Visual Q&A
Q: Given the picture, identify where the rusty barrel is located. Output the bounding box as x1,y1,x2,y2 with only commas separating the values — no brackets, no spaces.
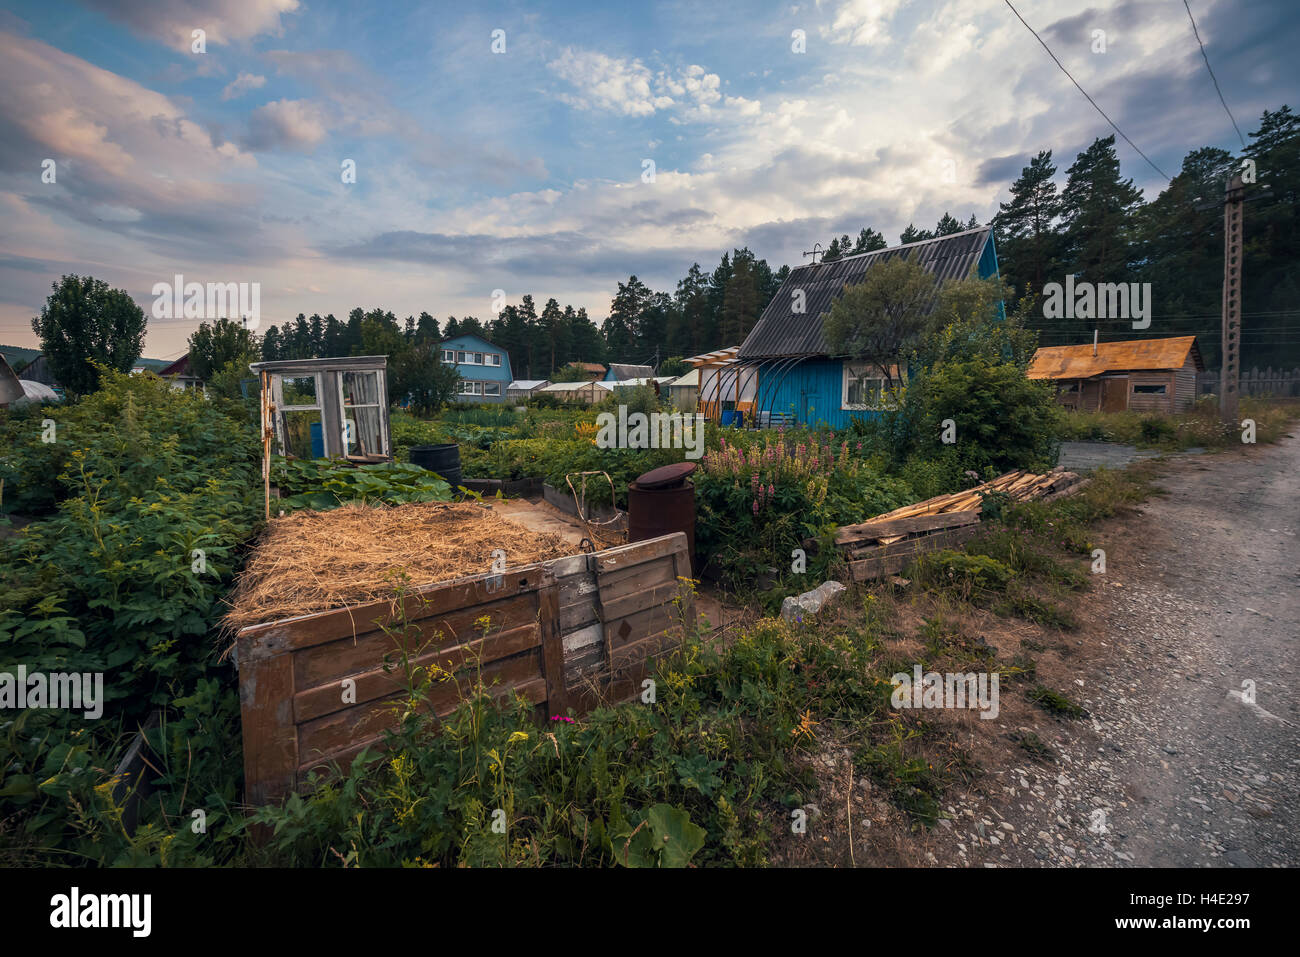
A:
627,462,697,571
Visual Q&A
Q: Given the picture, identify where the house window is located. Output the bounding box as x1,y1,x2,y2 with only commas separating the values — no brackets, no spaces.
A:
842,363,886,410
473,352,484,364
457,351,468,363
484,382,501,396
487,354,502,367
459,380,483,395
442,349,455,362
1133,384,1167,395
340,370,387,456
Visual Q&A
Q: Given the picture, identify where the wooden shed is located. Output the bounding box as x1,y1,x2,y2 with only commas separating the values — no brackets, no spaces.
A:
1027,336,1205,414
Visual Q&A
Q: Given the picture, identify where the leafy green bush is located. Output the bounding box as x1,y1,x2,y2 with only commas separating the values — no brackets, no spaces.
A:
0,370,262,862
897,357,1063,475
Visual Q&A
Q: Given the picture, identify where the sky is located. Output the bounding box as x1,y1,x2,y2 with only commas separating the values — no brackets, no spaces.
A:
0,0,1295,360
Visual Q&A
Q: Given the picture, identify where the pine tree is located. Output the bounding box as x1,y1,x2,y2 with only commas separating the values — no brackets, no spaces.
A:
934,212,963,236
822,237,843,262
853,227,887,253
995,150,1062,301
899,223,935,244
1059,136,1144,292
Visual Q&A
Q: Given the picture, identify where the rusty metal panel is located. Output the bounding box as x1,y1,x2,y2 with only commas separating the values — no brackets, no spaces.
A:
1028,336,1203,380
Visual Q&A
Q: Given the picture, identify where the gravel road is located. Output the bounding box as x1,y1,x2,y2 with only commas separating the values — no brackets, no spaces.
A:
941,433,1300,867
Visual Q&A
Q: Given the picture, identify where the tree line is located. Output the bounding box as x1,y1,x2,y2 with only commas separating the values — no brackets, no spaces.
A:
993,105,1299,367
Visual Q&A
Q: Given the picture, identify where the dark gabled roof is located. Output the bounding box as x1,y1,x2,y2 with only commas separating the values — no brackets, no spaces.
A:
738,226,994,359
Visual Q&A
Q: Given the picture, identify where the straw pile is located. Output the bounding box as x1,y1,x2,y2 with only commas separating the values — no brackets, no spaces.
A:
222,501,573,633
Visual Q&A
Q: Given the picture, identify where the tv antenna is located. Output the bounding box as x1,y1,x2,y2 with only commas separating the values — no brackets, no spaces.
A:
802,242,823,264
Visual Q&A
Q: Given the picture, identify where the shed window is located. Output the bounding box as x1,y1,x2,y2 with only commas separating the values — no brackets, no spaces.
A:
272,374,323,459
340,370,387,456
1133,384,1167,395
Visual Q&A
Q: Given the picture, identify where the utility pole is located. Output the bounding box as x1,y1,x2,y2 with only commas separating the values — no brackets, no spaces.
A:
1220,172,1245,426
1200,169,1270,425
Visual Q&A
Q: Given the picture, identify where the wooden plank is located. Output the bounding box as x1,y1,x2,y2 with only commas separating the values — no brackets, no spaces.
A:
297,649,545,759
834,510,979,546
599,578,682,623
596,553,677,593
292,621,541,723
538,576,569,716
559,595,600,632
605,603,679,651
297,678,549,780
239,651,297,806
848,524,982,581
239,566,555,660
291,592,541,688
592,534,683,578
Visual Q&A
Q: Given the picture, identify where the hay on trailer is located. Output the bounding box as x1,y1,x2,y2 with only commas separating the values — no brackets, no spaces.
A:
221,501,573,636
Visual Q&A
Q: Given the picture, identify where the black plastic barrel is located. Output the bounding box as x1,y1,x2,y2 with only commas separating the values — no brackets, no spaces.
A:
409,443,462,487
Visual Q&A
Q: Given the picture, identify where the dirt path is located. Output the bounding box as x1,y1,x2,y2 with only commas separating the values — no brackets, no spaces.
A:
940,433,1300,867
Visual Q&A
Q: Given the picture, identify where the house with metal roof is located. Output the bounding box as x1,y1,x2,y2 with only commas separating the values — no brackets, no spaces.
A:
439,332,513,403
603,363,654,381
732,225,1000,429
1028,335,1204,413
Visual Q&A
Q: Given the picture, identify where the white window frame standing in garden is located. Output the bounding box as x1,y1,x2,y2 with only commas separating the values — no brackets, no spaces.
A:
270,372,323,459
250,356,391,462
338,369,389,458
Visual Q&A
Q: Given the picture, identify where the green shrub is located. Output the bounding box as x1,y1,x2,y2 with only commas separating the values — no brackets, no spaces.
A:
271,457,453,510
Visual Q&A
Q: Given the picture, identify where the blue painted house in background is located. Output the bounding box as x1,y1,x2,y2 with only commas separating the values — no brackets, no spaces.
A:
734,226,1001,429
440,333,514,403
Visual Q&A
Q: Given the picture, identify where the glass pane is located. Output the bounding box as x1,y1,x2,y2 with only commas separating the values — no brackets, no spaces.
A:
484,382,501,396
344,407,383,455
279,410,323,459
280,375,318,406
341,370,381,407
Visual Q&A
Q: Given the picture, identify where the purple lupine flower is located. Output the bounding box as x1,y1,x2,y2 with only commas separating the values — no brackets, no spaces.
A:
752,499,759,514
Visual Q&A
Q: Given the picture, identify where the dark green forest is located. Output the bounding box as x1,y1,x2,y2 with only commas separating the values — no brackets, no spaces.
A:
256,105,1299,376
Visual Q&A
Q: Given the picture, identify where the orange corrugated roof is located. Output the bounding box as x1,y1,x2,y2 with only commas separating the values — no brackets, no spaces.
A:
1027,336,1203,379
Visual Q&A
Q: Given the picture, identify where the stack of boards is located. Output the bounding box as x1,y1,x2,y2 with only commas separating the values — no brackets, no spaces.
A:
826,468,1090,582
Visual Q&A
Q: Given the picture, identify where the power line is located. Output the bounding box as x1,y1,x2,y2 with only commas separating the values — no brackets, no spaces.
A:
1002,0,1171,181
1183,0,1246,148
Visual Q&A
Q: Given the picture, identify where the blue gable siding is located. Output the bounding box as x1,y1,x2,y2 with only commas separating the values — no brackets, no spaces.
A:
756,358,888,430
441,333,513,403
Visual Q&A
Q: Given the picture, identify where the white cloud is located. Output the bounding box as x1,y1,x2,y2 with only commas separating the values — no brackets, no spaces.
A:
547,48,661,116
221,72,266,100
825,0,904,46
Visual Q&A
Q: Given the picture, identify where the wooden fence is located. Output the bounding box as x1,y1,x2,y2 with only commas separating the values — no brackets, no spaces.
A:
236,533,692,805
1197,368,1300,397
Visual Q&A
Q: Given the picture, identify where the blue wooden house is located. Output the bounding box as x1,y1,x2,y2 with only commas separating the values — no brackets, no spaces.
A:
439,332,514,403
733,226,1000,429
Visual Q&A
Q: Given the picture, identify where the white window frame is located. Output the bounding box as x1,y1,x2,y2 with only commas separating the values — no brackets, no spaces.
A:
337,369,389,456
842,362,887,411
270,373,323,458
459,380,483,396
484,381,501,396
487,354,502,367
442,349,455,362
